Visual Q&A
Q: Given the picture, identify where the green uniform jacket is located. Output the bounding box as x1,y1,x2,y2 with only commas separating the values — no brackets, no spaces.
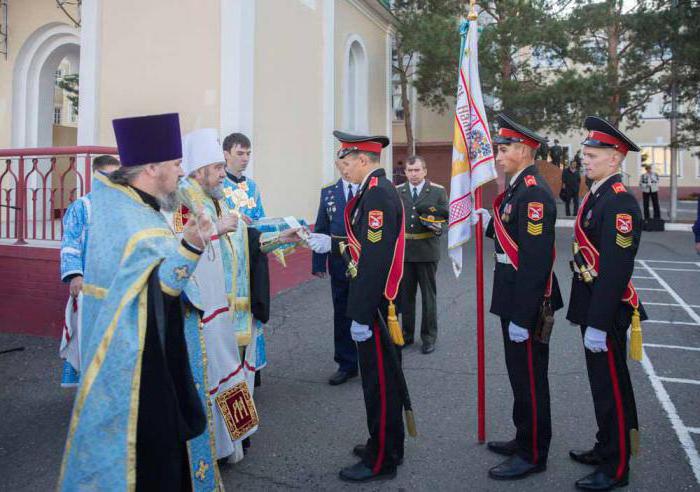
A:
397,180,448,263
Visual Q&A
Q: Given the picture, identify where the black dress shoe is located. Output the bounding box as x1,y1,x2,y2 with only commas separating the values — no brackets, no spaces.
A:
569,449,603,466
403,337,414,346
339,462,396,482
488,455,546,481
487,439,518,456
575,470,628,490
328,370,358,386
352,444,404,465
217,456,230,466
421,342,435,354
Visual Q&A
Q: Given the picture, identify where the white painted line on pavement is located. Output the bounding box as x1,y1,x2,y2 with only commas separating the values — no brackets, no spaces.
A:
637,288,668,292
658,377,700,386
644,343,700,352
632,275,655,279
638,261,700,325
638,259,699,265
687,427,700,435
643,302,681,307
665,223,694,232
645,320,700,326
646,267,700,272
640,351,700,484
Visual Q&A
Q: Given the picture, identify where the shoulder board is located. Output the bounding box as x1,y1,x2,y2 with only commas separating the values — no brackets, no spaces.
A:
396,182,407,188
430,182,445,189
612,182,626,194
321,181,336,189
524,175,537,187
368,177,379,189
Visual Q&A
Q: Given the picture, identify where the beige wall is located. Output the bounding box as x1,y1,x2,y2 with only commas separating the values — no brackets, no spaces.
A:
335,0,390,160
98,0,221,144
0,1,68,148
393,96,454,146
252,1,324,220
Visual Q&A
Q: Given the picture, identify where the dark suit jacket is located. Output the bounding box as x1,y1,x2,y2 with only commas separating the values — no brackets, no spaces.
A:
397,180,448,263
312,178,349,277
566,174,647,332
485,165,564,330
346,168,403,325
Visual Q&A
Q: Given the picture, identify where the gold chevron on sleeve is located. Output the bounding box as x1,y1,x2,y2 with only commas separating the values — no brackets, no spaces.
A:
367,230,383,243
616,233,633,248
527,221,543,236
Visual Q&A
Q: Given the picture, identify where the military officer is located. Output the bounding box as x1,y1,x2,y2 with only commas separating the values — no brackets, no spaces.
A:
484,114,563,481
396,155,448,353
309,160,359,385
333,130,410,483
567,117,647,491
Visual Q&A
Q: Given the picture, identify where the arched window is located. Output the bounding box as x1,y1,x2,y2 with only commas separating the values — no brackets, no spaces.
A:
344,36,368,133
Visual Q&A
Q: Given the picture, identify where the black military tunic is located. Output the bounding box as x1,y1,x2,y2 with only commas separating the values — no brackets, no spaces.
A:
346,167,405,473
566,173,647,481
486,165,563,465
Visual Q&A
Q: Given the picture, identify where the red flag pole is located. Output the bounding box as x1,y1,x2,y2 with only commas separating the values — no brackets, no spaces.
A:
474,186,486,443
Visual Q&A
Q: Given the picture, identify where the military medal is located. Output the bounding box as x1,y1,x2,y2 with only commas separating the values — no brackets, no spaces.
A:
501,203,512,223
584,209,592,228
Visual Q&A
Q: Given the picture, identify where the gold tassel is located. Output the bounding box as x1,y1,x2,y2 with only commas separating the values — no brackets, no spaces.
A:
629,308,642,362
630,428,640,456
387,301,404,346
405,410,417,437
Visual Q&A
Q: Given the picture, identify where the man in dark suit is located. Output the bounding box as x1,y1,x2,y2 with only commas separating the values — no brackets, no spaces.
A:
562,160,581,216
567,117,647,491
332,131,408,483
396,155,448,354
483,114,564,481
309,160,359,385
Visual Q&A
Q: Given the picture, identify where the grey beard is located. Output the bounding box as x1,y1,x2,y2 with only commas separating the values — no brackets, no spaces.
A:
206,184,225,201
158,191,181,212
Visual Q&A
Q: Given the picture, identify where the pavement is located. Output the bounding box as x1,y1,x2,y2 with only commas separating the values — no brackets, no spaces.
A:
1,228,699,491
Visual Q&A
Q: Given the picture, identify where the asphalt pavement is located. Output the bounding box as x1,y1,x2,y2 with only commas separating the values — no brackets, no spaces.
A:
1,228,698,491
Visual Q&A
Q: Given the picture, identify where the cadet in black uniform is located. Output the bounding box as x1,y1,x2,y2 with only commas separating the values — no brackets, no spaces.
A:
484,114,563,481
333,131,408,483
567,117,647,491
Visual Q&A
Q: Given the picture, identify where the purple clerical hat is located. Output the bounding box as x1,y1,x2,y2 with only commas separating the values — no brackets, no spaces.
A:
112,113,182,167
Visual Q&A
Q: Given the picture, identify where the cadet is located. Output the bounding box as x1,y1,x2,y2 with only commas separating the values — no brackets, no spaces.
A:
396,155,448,353
484,114,563,481
333,131,412,483
309,160,359,385
567,116,647,491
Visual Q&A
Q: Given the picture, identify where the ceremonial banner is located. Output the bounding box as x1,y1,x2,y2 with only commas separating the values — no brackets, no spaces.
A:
448,19,497,276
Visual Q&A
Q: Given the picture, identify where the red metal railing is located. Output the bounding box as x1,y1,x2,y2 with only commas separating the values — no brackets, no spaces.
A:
0,146,118,245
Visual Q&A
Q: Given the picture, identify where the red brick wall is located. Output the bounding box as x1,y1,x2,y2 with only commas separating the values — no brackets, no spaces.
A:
0,245,65,337
0,244,315,339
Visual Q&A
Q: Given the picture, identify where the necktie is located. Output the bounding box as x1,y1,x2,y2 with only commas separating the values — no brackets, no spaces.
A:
348,184,354,201
412,187,418,202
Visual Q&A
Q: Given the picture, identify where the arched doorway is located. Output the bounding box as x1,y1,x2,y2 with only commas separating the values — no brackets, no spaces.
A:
11,22,80,148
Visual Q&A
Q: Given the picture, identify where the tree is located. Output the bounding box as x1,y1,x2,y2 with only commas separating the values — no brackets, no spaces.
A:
57,74,79,117
390,0,463,154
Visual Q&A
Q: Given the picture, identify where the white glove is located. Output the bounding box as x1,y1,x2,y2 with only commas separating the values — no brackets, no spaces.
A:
350,320,372,342
584,327,608,352
470,208,492,227
508,321,529,343
307,233,331,254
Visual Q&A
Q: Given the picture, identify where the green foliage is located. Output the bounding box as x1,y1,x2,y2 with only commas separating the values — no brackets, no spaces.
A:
57,73,79,116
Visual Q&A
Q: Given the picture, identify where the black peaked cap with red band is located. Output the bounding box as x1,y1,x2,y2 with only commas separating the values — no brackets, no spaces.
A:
333,130,390,159
581,116,640,156
493,113,547,150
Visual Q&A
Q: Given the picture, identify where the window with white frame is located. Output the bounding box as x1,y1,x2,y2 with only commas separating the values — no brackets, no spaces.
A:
53,106,62,125
392,78,404,121
640,145,681,177
344,38,368,133
54,69,63,86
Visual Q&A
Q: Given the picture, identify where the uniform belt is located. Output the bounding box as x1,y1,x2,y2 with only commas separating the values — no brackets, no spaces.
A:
405,232,434,240
494,252,512,265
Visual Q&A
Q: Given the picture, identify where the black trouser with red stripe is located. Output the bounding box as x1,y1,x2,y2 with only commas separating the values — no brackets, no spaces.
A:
357,321,405,473
500,318,551,465
580,325,637,480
